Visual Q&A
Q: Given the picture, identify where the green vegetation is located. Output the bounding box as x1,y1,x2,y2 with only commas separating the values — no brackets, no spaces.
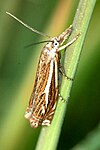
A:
0,0,99,150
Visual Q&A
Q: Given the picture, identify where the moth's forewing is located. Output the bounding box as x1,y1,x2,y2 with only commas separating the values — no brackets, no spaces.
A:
25,42,59,127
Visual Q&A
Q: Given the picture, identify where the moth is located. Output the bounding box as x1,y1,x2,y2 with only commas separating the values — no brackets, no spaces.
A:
6,12,80,128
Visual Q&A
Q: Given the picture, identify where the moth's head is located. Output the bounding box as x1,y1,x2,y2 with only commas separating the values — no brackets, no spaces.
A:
54,25,73,46
50,36,66,47
55,35,67,46
50,37,60,49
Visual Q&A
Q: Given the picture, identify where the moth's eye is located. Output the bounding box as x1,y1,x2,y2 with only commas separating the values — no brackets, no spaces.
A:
53,41,59,47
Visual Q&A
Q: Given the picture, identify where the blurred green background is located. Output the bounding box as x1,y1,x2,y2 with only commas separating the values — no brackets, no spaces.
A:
0,0,100,150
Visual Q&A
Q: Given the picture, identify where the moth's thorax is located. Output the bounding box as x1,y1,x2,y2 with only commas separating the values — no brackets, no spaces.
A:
43,37,60,59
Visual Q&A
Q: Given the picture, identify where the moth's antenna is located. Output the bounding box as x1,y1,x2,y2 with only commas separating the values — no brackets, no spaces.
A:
6,12,51,38
24,40,52,48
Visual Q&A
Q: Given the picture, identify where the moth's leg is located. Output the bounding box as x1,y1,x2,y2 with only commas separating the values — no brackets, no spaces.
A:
58,93,66,102
58,33,80,79
58,66,73,102
59,33,80,51
59,66,73,81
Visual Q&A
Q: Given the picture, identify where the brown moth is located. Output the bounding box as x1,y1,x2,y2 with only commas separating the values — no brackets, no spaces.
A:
6,12,80,128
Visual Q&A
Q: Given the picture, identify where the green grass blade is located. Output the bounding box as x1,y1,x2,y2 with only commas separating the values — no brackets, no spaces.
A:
35,0,97,150
71,125,100,150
